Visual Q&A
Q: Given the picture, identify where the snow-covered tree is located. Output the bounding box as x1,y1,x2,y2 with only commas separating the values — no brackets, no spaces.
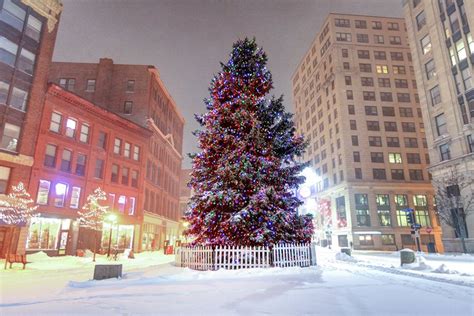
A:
433,167,474,253
78,187,108,261
185,38,313,247
0,182,38,269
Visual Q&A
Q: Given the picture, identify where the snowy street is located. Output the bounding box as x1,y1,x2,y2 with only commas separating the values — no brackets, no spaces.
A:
1,249,473,315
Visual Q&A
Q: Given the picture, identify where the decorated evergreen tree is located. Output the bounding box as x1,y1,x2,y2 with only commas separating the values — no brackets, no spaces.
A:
78,187,108,261
0,182,38,269
185,38,313,247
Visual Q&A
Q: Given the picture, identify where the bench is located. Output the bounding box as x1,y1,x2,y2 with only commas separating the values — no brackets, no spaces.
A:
7,254,28,269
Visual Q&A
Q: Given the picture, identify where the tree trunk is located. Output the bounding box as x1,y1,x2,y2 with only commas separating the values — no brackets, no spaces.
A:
93,232,96,262
461,237,467,254
3,227,14,270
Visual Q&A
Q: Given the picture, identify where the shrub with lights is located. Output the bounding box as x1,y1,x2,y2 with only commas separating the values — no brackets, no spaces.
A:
185,38,313,247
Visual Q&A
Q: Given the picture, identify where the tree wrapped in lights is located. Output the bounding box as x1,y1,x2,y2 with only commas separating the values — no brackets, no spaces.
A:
185,38,313,246
78,187,108,261
0,182,38,269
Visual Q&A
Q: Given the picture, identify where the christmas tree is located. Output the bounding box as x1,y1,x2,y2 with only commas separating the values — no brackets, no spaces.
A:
185,38,313,247
78,187,108,261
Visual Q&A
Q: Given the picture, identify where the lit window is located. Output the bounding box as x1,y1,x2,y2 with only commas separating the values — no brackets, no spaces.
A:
79,123,89,143
70,187,81,209
54,183,68,207
420,35,432,54
65,118,77,138
114,138,122,154
376,65,388,74
0,166,11,194
133,146,140,161
456,39,467,61
124,142,131,158
118,195,126,213
49,112,62,133
1,122,20,151
129,197,136,215
36,180,50,205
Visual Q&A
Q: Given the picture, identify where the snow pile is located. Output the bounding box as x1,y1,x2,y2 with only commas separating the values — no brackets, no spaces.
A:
335,252,357,263
432,264,459,275
401,255,432,271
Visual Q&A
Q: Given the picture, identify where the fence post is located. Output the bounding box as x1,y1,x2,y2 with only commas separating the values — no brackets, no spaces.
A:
310,243,317,266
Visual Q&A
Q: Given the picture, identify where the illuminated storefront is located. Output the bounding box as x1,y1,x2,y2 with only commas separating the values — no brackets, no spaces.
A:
101,223,134,250
26,217,71,255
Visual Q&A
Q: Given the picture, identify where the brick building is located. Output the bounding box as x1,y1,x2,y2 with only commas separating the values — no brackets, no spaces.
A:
48,59,185,251
0,0,62,257
292,13,443,252
403,0,474,252
27,84,151,255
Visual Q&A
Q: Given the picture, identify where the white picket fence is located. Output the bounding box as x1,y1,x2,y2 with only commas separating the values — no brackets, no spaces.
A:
175,243,316,270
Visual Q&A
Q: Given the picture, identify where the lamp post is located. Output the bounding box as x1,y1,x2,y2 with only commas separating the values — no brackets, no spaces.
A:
106,213,117,257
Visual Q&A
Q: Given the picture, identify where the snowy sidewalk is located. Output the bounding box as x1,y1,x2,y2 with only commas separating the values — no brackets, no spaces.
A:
1,249,473,315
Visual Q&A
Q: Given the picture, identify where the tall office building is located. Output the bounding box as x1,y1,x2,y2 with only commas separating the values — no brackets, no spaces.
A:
403,0,474,252
292,13,443,251
0,0,62,256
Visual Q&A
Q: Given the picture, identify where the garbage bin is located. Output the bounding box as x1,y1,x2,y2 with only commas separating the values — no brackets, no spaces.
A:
400,249,416,266
165,245,174,255
427,242,436,253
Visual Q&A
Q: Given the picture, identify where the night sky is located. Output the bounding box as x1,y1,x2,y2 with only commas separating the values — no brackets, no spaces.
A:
53,0,403,167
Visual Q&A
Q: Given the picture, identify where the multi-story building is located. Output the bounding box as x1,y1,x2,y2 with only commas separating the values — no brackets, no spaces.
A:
28,84,151,255
48,59,185,252
403,0,474,252
179,168,192,242
0,0,62,257
292,13,443,252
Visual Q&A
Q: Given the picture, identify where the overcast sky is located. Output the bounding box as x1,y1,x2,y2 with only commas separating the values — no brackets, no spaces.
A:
53,0,404,168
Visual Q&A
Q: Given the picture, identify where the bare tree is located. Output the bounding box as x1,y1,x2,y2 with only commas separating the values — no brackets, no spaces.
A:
433,167,474,253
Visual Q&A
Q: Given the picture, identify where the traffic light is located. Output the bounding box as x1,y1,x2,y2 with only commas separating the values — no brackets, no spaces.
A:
405,208,415,225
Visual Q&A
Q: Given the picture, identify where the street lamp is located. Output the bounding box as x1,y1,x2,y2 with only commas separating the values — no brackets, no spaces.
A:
106,213,117,257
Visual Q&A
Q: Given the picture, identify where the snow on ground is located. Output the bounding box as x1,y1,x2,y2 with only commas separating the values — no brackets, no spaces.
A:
0,249,473,315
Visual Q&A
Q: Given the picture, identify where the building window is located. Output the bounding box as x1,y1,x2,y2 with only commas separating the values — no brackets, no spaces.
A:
118,195,126,213
86,79,96,92
388,153,402,164
36,180,50,205
361,77,374,86
382,107,395,117
402,122,416,133
455,39,467,61
430,85,441,106
1,122,20,151
98,131,107,149
351,135,359,146
376,65,388,74
439,143,451,161
468,135,474,153
355,168,362,179
54,183,68,207
381,234,395,245
355,194,370,226
378,78,391,88
391,169,405,180
374,35,384,44
59,78,75,91
359,235,374,246
348,104,355,115
397,93,410,103
395,194,409,226
0,166,11,194
0,0,26,31
70,187,81,209
336,32,352,42
357,50,370,59
392,65,406,74
65,118,77,138
359,63,372,72
25,13,41,41
355,20,367,29
131,170,138,188
133,145,140,161
376,194,391,226
416,11,426,31
49,112,62,133
370,152,384,163
353,151,360,162
122,167,129,185
420,35,431,55
346,90,353,100
357,33,369,43
345,76,352,85
367,121,380,131
372,21,382,29
44,144,57,168
114,138,122,154
461,67,473,90
75,154,86,176
409,169,424,180
94,159,105,179
425,59,436,80
384,121,397,131
435,113,447,136
350,120,357,130
124,101,133,114
342,49,349,58
399,107,413,117
129,197,136,216
380,92,393,102
79,123,89,143
343,62,350,70
404,137,418,148
394,79,408,88
60,149,72,172
369,136,382,147
9,86,28,111
126,80,135,92
374,51,386,60
0,81,8,104
111,164,119,183
124,142,131,158
0,36,19,66
389,36,401,45
365,106,377,115
373,168,386,180
17,48,35,75
407,153,421,164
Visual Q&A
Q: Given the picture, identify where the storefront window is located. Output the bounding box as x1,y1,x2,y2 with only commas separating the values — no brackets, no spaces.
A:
27,218,62,250
101,223,134,250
